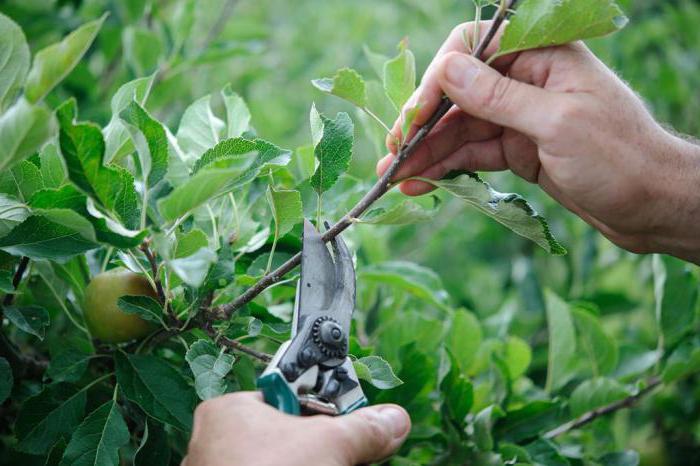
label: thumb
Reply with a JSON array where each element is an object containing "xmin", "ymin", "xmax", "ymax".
[
  {"xmin": 323, "ymin": 404, "xmax": 411, "ymax": 464},
  {"xmin": 436, "ymin": 51, "xmax": 561, "ymax": 140}
]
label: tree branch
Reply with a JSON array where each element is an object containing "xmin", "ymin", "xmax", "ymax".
[
  {"xmin": 2, "ymin": 256, "xmax": 30, "ymax": 309},
  {"xmin": 210, "ymin": 2, "xmax": 518, "ymax": 320},
  {"xmin": 544, "ymin": 376, "xmax": 662, "ymax": 439}
]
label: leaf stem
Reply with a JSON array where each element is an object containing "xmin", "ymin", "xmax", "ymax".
[{"xmin": 209, "ymin": 2, "xmax": 517, "ymax": 320}]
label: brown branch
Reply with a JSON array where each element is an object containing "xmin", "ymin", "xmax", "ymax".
[
  {"xmin": 2, "ymin": 256, "xmax": 30, "ymax": 308},
  {"xmin": 219, "ymin": 336, "xmax": 272, "ymax": 363},
  {"xmin": 210, "ymin": 2, "xmax": 518, "ymax": 321},
  {"xmin": 544, "ymin": 376, "xmax": 662, "ymax": 439}
]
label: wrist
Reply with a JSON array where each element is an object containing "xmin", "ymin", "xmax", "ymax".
[{"xmin": 646, "ymin": 129, "xmax": 700, "ymax": 263}]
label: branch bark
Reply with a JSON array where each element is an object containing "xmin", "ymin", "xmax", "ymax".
[
  {"xmin": 2, "ymin": 256, "xmax": 30, "ymax": 309},
  {"xmin": 211, "ymin": 2, "xmax": 517, "ymax": 320},
  {"xmin": 544, "ymin": 376, "xmax": 662, "ymax": 439}
]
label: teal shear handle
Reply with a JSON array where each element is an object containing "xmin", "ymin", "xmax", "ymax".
[{"xmin": 257, "ymin": 371, "xmax": 301, "ymax": 415}]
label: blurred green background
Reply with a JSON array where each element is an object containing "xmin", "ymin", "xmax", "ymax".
[{"xmin": 2, "ymin": 0, "xmax": 699, "ymax": 463}]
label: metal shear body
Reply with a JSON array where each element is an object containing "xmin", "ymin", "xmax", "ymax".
[{"xmin": 257, "ymin": 220, "xmax": 367, "ymax": 415}]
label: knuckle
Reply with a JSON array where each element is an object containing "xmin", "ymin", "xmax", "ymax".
[{"xmin": 542, "ymin": 99, "xmax": 585, "ymax": 141}]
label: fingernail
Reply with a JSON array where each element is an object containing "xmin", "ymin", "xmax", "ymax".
[
  {"xmin": 376, "ymin": 406, "xmax": 410, "ymax": 439},
  {"xmin": 444, "ymin": 54, "xmax": 479, "ymax": 89}
]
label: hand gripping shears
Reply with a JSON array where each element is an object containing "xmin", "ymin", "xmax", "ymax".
[{"xmin": 257, "ymin": 220, "xmax": 368, "ymax": 415}]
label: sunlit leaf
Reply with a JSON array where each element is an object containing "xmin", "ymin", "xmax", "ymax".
[
  {"xmin": 354, "ymin": 355, "xmax": 403, "ymax": 389},
  {"xmin": 25, "ymin": 14, "xmax": 106, "ymax": 103},
  {"xmin": 383, "ymin": 39, "xmax": 415, "ymax": 111},
  {"xmin": 185, "ymin": 339, "xmax": 235, "ymax": 400},
  {"xmin": 495, "ymin": 0, "xmax": 628, "ymax": 59},
  {"xmin": 309, "ymin": 105, "xmax": 353, "ymax": 195},
  {"xmin": 0, "ymin": 13, "xmax": 30, "ymax": 112},
  {"xmin": 312, "ymin": 68, "xmax": 367, "ymax": 108},
  {"xmin": 415, "ymin": 173, "xmax": 566, "ymax": 255}
]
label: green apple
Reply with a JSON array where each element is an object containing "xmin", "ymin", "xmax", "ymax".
[{"xmin": 84, "ymin": 269, "xmax": 159, "ymax": 343}]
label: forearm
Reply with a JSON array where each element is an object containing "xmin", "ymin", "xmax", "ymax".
[{"xmin": 648, "ymin": 131, "xmax": 700, "ymax": 264}]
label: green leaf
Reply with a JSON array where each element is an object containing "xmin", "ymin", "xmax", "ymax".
[
  {"xmin": 221, "ymin": 84, "xmax": 251, "ymax": 138},
  {"xmin": 159, "ymin": 137, "xmax": 290, "ymax": 221},
  {"xmin": 25, "ymin": 14, "xmax": 106, "ymax": 103},
  {"xmin": 103, "ymin": 75, "xmax": 156, "ymax": 163},
  {"xmin": 354, "ymin": 355, "xmax": 403, "ymax": 389},
  {"xmin": 503, "ymin": 336, "xmax": 532, "ymax": 379},
  {"xmin": 360, "ymin": 194, "xmax": 439, "ymax": 225},
  {"xmin": 122, "ymin": 25, "xmax": 163, "ymax": 76},
  {"xmin": 0, "ymin": 269, "xmax": 13, "ymax": 293},
  {"xmin": 544, "ymin": 290, "xmax": 576, "ymax": 392},
  {"xmin": 401, "ymin": 104, "xmax": 421, "ymax": 142},
  {"xmin": 0, "ymin": 193, "xmax": 29, "ymax": 236},
  {"xmin": 598, "ymin": 451, "xmax": 640, "ymax": 466},
  {"xmin": 40, "ymin": 143, "xmax": 68, "ymax": 189},
  {"xmin": 662, "ymin": 338, "xmax": 700, "ymax": 383},
  {"xmin": 120, "ymin": 100, "xmax": 169, "ymax": 187},
  {"xmin": 0, "ymin": 215, "xmax": 97, "ymax": 260},
  {"xmin": 117, "ymin": 295, "xmax": 164, "ymax": 324},
  {"xmin": 176, "ymin": 94, "xmax": 225, "ymax": 158},
  {"xmin": 362, "ymin": 44, "xmax": 389, "ymax": 79},
  {"xmin": 524, "ymin": 438, "xmax": 570, "ymax": 466},
  {"xmin": 267, "ymin": 186, "xmax": 302, "ymax": 238},
  {"xmin": 59, "ymin": 400, "xmax": 130, "ymax": 466},
  {"xmin": 495, "ymin": 0, "xmax": 628, "ymax": 58},
  {"xmin": 0, "ymin": 357, "xmax": 12, "ymax": 404},
  {"xmin": 474, "ymin": 405, "xmax": 506, "ymax": 452},
  {"xmin": 15, "ymin": 382, "xmax": 87, "ymax": 454},
  {"xmin": 57, "ymin": 99, "xmax": 140, "ymax": 229},
  {"xmin": 569, "ymin": 377, "xmax": 631, "ymax": 417},
  {"xmin": 309, "ymin": 105, "xmax": 353, "ymax": 195},
  {"xmin": 359, "ymin": 261, "xmax": 451, "ymax": 311},
  {"xmin": 1, "ymin": 159, "xmax": 44, "ymax": 201},
  {"xmin": 175, "ymin": 228, "xmax": 209, "ymax": 258},
  {"xmin": 46, "ymin": 348, "xmax": 91, "ymax": 383},
  {"xmin": 653, "ymin": 254, "xmax": 698, "ymax": 348},
  {"xmin": 29, "ymin": 185, "xmax": 145, "ymax": 248},
  {"xmin": 185, "ymin": 339, "xmax": 235, "ymax": 400},
  {"xmin": 572, "ymin": 304, "xmax": 618, "ymax": 376},
  {"xmin": 494, "ymin": 400, "xmax": 562, "ymax": 443},
  {"xmin": 0, "ymin": 13, "xmax": 30, "ymax": 112},
  {"xmin": 134, "ymin": 420, "xmax": 171, "ymax": 466},
  {"xmin": 440, "ymin": 349, "xmax": 473, "ymax": 425},
  {"xmin": 0, "ymin": 98, "xmax": 55, "ymax": 172},
  {"xmin": 415, "ymin": 173, "xmax": 566, "ymax": 255},
  {"xmin": 445, "ymin": 309, "xmax": 482, "ymax": 372},
  {"xmin": 170, "ymin": 247, "xmax": 217, "ymax": 287},
  {"xmin": 115, "ymin": 351, "xmax": 196, "ymax": 431},
  {"xmin": 312, "ymin": 68, "xmax": 368, "ymax": 108},
  {"xmin": 4, "ymin": 305, "xmax": 50, "ymax": 339},
  {"xmin": 383, "ymin": 39, "xmax": 416, "ymax": 111}
]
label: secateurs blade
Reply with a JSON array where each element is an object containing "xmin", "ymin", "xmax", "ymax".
[{"xmin": 257, "ymin": 219, "xmax": 367, "ymax": 415}]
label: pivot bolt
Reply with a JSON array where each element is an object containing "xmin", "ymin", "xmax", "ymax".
[{"xmin": 319, "ymin": 321, "xmax": 344, "ymax": 348}]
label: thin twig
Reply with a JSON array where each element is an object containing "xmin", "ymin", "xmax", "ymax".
[
  {"xmin": 2, "ymin": 256, "xmax": 30, "ymax": 308},
  {"xmin": 140, "ymin": 242, "xmax": 166, "ymax": 303},
  {"xmin": 219, "ymin": 336, "xmax": 272, "ymax": 363},
  {"xmin": 210, "ymin": 3, "xmax": 517, "ymax": 321},
  {"xmin": 544, "ymin": 376, "xmax": 662, "ymax": 439}
]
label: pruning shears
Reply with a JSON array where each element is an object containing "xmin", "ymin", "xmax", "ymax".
[{"xmin": 257, "ymin": 220, "xmax": 367, "ymax": 415}]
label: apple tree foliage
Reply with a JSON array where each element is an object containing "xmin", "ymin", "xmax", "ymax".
[{"xmin": 0, "ymin": 0, "xmax": 698, "ymax": 464}]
